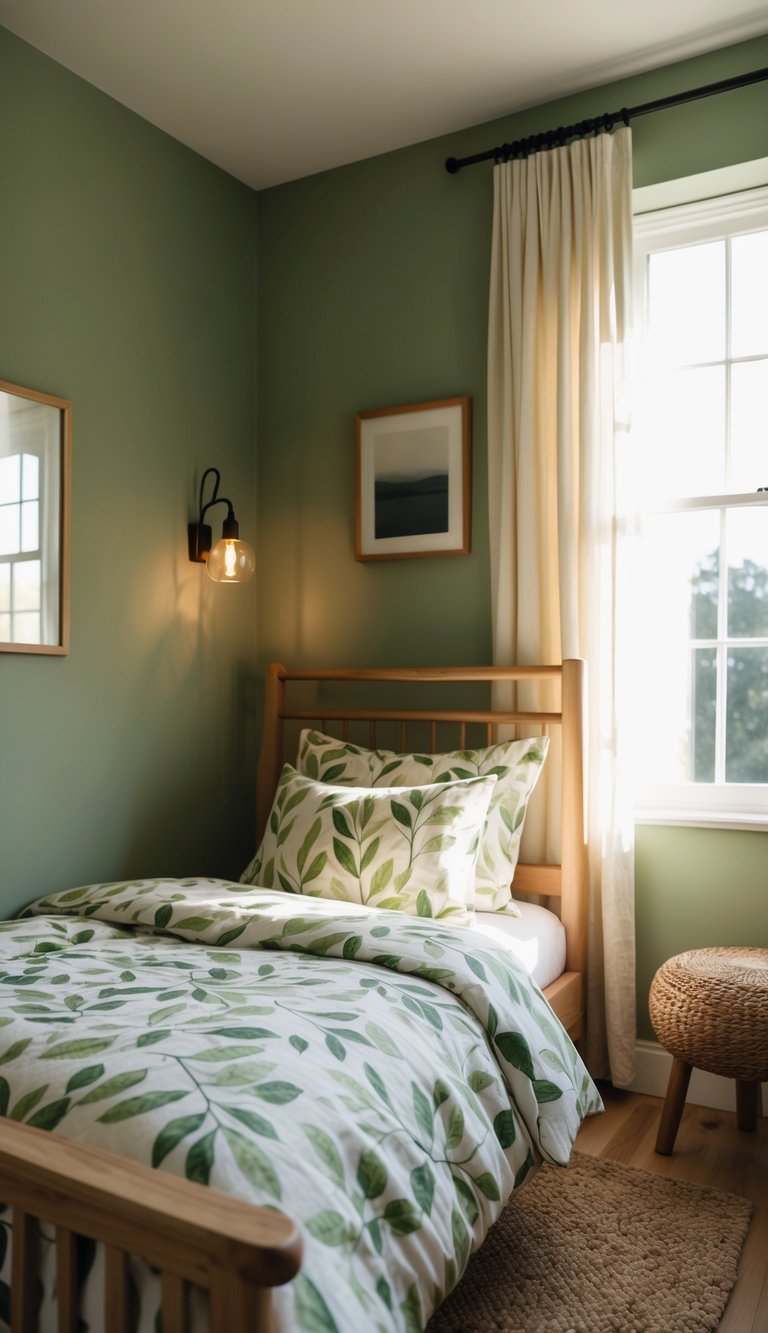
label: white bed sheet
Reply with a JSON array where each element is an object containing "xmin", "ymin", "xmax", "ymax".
[{"xmin": 471, "ymin": 901, "xmax": 566, "ymax": 990}]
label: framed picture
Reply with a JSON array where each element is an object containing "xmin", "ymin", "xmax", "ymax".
[{"xmin": 355, "ymin": 396, "xmax": 471, "ymax": 561}]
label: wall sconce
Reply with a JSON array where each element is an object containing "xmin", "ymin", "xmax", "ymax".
[{"xmin": 188, "ymin": 467, "xmax": 255, "ymax": 583}]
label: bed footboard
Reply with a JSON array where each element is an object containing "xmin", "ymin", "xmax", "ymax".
[{"xmin": 0, "ymin": 1119, "xmax": 301, "ymax": 1333}]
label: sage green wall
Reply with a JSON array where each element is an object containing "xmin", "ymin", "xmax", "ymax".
[
  {"xmin": 256, "ymin": 36, "xmax": 768, "ymax": 1042},
  {"xmin": 0, "ymin": 28, "xmax": 259, "ymax": 912},
  {"xmin": 636, "ymin": 826, "xmax": 768, "ymax": 1039}
]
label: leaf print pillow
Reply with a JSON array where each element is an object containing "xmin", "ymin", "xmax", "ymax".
[
  {"xmin": 240, "ymin": 765, "xmax": 497, "ymax": 924},
  {"xmin": 296, "ymin": 730, "xmax": 550, "ymax": 913}
]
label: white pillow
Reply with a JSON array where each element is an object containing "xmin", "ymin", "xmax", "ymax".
[
  {"xmin": 240, "ymin": 764, "xmax": 497, "ymax": 924},
  {"xmin": 297, "ymin": 730, "xmax": 549, "ymax": 913}
]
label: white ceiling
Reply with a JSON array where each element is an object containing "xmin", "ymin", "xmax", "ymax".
[{"xmin": 1, "ymin": 0, "xmax": 766, "ymax": 190}]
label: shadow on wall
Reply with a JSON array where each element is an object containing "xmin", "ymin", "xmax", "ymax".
[
  {"xmin": 233, "ymin": 662, "xmax": 262, "ymax": 871},
  {"xmin": 115, "ymin": 690, "xmax": 260, "ymax": 885},
  {"xmin": 108, "ymin": 543, "xmax": 260, "ymax": 885}
]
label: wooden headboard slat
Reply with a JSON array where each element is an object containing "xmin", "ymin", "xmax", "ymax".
[
  {"xmin": 513, "ymin": 864, "xmax": 562, "ymax": 897},
  {"xmin": 276, "ymin": 665, "xmax": 564, "ymax": 683},
  {"xmin": 278, "ymin": 708, "xmax": 563, "ymax": 726}
]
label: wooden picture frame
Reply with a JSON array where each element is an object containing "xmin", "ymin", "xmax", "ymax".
[
  {"xmin": 355, "ymin": 397, "xmax": 471, "ymax": 561},
  {"xmin": 0, "ymin": 379, "xmax": 71, "ymax": 655}
]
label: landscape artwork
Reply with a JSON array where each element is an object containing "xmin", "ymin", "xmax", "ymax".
[
  {"xmin": 373, "ymin": 425, "xmax": 449, "ymax": 539},
  {"xmin": 355, "ymin": 397, "xmax": 471, "ymax": 561}
]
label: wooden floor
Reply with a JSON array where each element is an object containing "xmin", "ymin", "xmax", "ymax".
[{"xmin": 574, "ymin": 1084, "xmax": 768, "ymax": 1333}]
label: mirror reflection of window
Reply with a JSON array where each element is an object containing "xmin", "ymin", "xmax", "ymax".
[{"xmin": 0, "ymin": 382, "xmax": 70, "ymax": 654}]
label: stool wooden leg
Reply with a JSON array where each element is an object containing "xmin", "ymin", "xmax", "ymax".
[
  {"xmin": 656, "ymin": 1057, "xmax": 692, "ymax": 1155},
  {"xmin": 735, "ymin": 1080, "xmax": 758, "ymax": 1131}
]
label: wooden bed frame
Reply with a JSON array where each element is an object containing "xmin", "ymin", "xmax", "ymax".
[
  {"xmin": 0, "ymin": 660, "xmax": 586, "ymax": 1332},
  {"xmin": 256, "ymin": 660, "xmax": 588, "ymax": 1039}
]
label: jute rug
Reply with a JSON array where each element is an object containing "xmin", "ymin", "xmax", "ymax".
[{"xmin": 427, "ymin": 1151, "xmax": 752, "ymax": 1333}]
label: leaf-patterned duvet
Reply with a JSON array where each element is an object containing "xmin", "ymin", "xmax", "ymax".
[{"xmin": 0, "ymin": 879, "xmax": 602, "ymax": 1332}]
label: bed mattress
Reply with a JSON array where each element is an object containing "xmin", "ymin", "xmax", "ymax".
[{"xmin": 472, "ymin": 902, "xmax": 567, "ymax": 991}]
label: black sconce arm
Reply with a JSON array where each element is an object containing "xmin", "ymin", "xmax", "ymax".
[{"xmin": 188, "ymin": 467, "xmax": 240, "ymax": 562}]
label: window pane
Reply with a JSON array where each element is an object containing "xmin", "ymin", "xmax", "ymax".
[
  {"xmin": 0, "ymin": 613, "xmax": 9, "ymax": 640},
  {"xmin": 647, "ymin": 241, "xmax": 725, "ymax": 367},
  {"xmin": 635, "ymin": 644, "xmax": 716, "ymax": 784},
  {"xmin": 13, "ymin": 560, "xmax": 41, "ymax": 613},
  {"xmin": 20, "ymin": 500, "xmax": 39, "ymax": 553},
  {"xmin": 641, "ymin": 509, "xmax": 720, "ymax": 640},
  {"xmin": 0, "ymin": 563, "xmax": 9, "ymax": 612},
  {"xmin": 21, "ymin": 453, "xmax": 39, "ymax": 501},
  {"xmin": 0, "ymin": 505, "xmax": 20, "ymax": 556},
  {"xmin": 731, "ymin": 230, "xmax": 768, "ymax": 358},
  {"xmin": 12, "ymin": 611, "xmax": 40, "ymax": 644},
  {"xmin": 637, "ymin": 364, "xmax": 725, "ymax": 499},
  {"xmin": 691, "ymin": 546, "xmax": 720, "ymax": 640},
  {"xmin": 0, "ymin": 455, "xmax": 20, "ymax": 505},
  {"xmin": 727, "ymin": 506, "xmax": 768, "ymax": 638},
  {"xmin": 730, "ymin": 359, "xmax": 768, "ymax": 493},
  {"xmin": 726, "ymin": 647, "xmax": 768, "ymax": 782},
  {"xmin": 692, "ymin": 647, "xmax": 717, "ymax": 782}
]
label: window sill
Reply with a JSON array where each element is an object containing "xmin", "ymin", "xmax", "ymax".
[{"xmin": 635, "ymin": 810, "xmax": 768, "ymax": 833}]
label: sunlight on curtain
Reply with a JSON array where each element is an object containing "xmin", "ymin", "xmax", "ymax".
[{"xmin": 487, "ymin": 127, "xmax": 636, "ymax": 1085}]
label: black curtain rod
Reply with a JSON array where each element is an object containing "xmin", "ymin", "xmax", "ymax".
[{"xmin": 445, "ymin": 65, "xmax": 768, "ymax": 174}]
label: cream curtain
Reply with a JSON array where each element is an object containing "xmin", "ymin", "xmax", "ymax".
[{"xmin": 487, "ymin": 126, "xmax": 636, "ymax": 1086}]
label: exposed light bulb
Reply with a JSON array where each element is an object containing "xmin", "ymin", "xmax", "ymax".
[
  {"xmin": 188, "ymin": 471, "xmax": 255, "ymax": 584},
  {"xmin": 206, "ymin": 537, "xmax": 256, "ymax": 583}
]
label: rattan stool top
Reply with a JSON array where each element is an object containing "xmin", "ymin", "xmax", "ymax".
[{"xmin": 649, "ymin": 947, "xmax": 768, "ymax": 1082}]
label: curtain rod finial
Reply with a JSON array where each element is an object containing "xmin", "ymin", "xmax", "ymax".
[{"xmin": 445, "ymin": 156, "xmax": 461, "ymax": 174}]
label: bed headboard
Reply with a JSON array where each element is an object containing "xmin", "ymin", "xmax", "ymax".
[{"xmin": 256, "ymin": 662, "xmax": 587, "ymax": 980}]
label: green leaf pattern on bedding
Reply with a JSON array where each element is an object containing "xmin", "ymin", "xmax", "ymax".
[
  {"xmin": 296, "ymin": 729, "xmax": 550, "ymax": 913},
  {"xmin": 241, "ymin": 765, "xmax": 497, "ymax": 923},
  {"xmin": 0, "ymin": 880, "xmax": 601, "ymax": 1333}
]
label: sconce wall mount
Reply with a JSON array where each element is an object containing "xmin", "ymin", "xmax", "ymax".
[{"xmin": 188, "ymin": 467, "xmax": 255, "ymax": 584}]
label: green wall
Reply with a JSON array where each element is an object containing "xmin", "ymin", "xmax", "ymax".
[
  {"xmin": 636, "ymin": 826, "xmax": 768, "ymax": 1038},
  {"xmin": 256, "ymin": 35, "xmax": 768, "ymax": 1041},
  {"xmin": 0, "ymin": 27, "xmax": 259, "ymax": 911}
]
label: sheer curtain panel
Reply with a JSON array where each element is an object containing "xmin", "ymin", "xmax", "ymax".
[{"xmin": 487, "ymin": 127, "xmax": 636, "ymax": 1085}]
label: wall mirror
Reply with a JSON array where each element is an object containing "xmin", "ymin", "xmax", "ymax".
[{"xmin": 0, "ymin": 380, "xmax": 71, "ymax": 655}]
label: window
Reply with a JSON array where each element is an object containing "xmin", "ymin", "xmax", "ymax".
[
  {"xmin": 633, "ymin": 188, "xmax": 768, "ymax": 825},
  {"xmin": 0, "ymin": 451, "xmax": 43, "ymax": 644},
  {"xmin": 0, "ymin": 382, "xmax": 69, "ymax": 654}
]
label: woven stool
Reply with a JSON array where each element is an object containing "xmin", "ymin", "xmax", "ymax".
[{"xmin": 649, "ymin": 947, "xmax": 768, "ymax": 1155}]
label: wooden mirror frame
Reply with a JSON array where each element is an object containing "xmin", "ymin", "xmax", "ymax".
[{"xmin": 0, "ymin": 379, "xmax": 71, "ymax": 656}]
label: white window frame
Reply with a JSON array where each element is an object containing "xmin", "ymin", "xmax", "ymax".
[{"xmin": 633, "ymin": 185, "xmax": 768, "ymax": 830}]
